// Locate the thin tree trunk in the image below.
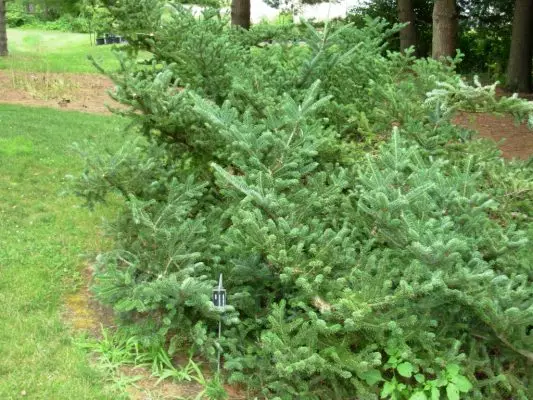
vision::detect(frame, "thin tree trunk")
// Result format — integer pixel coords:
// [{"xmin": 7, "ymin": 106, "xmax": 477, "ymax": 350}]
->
[
  {"xmin": 0, "ymin": 0, "xmax": 7, "ymax": 57},
  {"xmin": 398, "ymin": 0, "xmax": 417, "ymax": 55},
  {"xmin": 507, "ymin": 0, "xmax": 533, "ymax": 92},
  {"xmin": 432, "ymin": 0, "xmax": 458, "ymax": 59},
  {"xmin": 231, "ymin": 0, "xmax": 251, "ymax": 30},
  {"xmin": 292, "ymin": 0, "xmax": 302, "ymax": 24},
  {"xmin": 42, "ymin": 0, "xmax": 48, "ymax": 20}
]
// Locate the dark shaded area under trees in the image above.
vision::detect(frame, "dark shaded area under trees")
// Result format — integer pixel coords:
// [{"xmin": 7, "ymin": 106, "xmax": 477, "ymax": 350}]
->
[{"xmin": 351, "ymin": 0, "xmax": 533, "ymax": 92}]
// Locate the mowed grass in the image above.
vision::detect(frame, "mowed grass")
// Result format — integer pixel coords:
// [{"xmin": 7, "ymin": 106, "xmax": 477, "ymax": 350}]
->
[
  {"xmin": 0, "ymin": 104, "xmax": 127, "ymax": 399},
  {"xmin": 0, "ymin": 29, "xmax": 120, "ymax": 73}
]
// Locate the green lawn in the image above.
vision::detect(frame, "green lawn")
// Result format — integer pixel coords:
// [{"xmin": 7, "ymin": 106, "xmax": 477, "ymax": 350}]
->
[
  {"xmin": 0, "ymin": 104, "xmax": 127, "ymax": 399},
  {"xmin": 0, "ymin": 29, "xmax": 120, "ymax": 73}
]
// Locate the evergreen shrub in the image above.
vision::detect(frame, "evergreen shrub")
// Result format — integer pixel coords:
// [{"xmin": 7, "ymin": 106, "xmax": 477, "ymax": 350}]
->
[{"xmin": 73, "ymin": 2, "xmax": 533, "ymax": 399}]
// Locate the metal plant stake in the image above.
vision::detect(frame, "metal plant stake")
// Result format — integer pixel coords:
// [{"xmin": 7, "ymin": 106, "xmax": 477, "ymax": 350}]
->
[{"xmin": 212, "ymin": 274, "xmax": 226, "ymax": 373}]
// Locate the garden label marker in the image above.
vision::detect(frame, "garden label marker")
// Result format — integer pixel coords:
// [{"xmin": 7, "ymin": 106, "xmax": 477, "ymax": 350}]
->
[{"xmin": 212, "ymin": 273, "xmax": 226, "ymax": 373}]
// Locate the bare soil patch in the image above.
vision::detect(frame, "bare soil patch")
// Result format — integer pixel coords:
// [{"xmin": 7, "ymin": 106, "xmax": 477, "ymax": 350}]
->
[
  {"xmin": 119, "ymin": 365, "xmax": 206, "ymax": 400},
  {"xmin": 63, "ymin": 265, "xmax": 115, "ymax": 337},
  {"xmin": 0, "ymin": 70, "xmax": 117, "ymax": 114},
  {"xmin": 454, "ymin": 112, "xmax": 533, "ymax": 160}
]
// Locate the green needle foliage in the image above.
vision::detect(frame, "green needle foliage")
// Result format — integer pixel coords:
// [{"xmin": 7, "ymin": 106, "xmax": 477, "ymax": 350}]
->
[{"xmin": 72, "ymin": 3, "xmax": 533, "ymax": 399}]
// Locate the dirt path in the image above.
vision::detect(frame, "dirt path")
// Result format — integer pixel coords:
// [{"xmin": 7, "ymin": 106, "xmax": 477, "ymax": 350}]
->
[{"xmin": 1, "ymin": 71, "xmax": 532, "ymax": 160}]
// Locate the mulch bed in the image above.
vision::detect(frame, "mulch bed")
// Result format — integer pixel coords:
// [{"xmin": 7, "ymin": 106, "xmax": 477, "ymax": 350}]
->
[{"xmin": 454, "ymin": 111, "xmax": 533, "ymax": 160}]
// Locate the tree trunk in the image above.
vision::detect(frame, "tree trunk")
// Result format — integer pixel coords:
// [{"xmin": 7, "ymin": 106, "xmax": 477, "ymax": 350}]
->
[
  {"xmin": 507, "ymin": 0, "xmax": 533, "ymax": 92},
  {"xmin": 0, "ymin": 0, "xmax": 7, "ymax": 57},
  {"xmin": 398, "ymin": 0, "xmax": 417, "ymax": 55},
  {"xmin": 231, "ymin": 0, "xmax": 250, "ymax": 30},
  {"xmin": 42, "ymin": 0, "xmax": 48, "ymax": 20},
  {"xmin": 432, "ymin": 0, "xmax": 458, "ymax": 59},
  {"xmin": 292, "ymin": 0, "xmax": 302, "ymax": 24}
]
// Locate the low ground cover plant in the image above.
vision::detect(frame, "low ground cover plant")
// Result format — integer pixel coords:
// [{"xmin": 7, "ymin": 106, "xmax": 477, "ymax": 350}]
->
[{"xmin": 73, "ymin": 2, "xmax": 533, "ymax": 399}]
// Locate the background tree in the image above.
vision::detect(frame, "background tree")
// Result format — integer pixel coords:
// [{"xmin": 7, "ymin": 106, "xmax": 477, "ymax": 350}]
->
[
  {"xmin": 432, "ymin": 0, "xmax": 458, "ymax": 59},
  {"xmin": 350, "ymin": 0, "xmax": 513, "ymax": 78},
  {"xmin": 231, "ymin": 0, "xmax": 250, "ymax": 29},
  {"xmin": 507, "ymin": 0, "xmax": 533, "ymax": 92},
  {"xmin": 231, "ymin": 0, "xmax": 324, "ymax": 29},
  {"xmin": 348, "ymin": 0, "xmax": 431, "ymax": 57},
  {"xmin": 457, "ymin": 0, "xmax": 513, "ymax": 77},
  {"xmin": 0, "ymin": 0, "xmax": 7, "ymax": 56},
  {"xmin": 398, "ymin": 0, "xmax": 417, "ymax": 54},
  {"xmin": 23, "ymin": 0, "xmax": 80, "ymax": 20}
]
